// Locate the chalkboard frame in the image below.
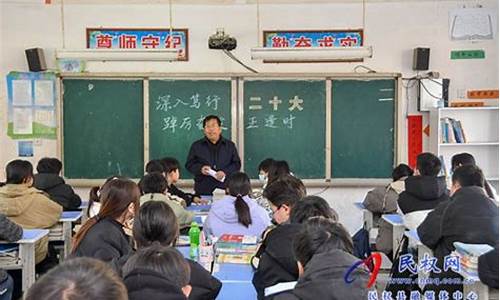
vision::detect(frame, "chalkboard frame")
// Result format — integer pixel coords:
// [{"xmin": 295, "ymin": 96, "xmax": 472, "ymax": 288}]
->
[{"xmin": 59, "ymin": 73, "xmax": 402, "ymax": 186}]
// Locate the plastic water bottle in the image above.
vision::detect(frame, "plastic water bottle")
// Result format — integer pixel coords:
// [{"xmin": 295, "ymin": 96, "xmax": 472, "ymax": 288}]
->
[{"xmin": 189, "ymin": 222, "xmax": 200, "ymax": 259}]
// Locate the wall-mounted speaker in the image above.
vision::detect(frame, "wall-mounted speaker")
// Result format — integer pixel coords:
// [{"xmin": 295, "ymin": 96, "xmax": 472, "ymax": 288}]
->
[
  {"xmin": 413, "ymin": 47, "xmax": 430, "ymax": 71},
  {"xmin": 25, "ymin": 48, "xmax": 47, "ymax": 72}
]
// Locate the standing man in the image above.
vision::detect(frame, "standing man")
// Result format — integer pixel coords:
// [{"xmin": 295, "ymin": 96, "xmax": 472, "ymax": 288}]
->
[{"xmin": 186, "ymin": 115, "xmax": 241, "ymax": 196}]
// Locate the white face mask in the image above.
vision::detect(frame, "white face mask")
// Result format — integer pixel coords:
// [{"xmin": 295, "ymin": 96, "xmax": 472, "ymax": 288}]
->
[{"xmin": 258, "ymin": 174, "xmax": 267, "ymax": 183}]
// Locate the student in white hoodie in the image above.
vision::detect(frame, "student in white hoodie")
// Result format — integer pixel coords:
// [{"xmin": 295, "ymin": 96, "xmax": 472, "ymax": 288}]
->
[
  {"xmin": 362, "ymin": 164, "xmax": 413, "ymax": 256},
  {"xmin": 203, "ymin": 172, "xmax": 271, "ymax": 238}
]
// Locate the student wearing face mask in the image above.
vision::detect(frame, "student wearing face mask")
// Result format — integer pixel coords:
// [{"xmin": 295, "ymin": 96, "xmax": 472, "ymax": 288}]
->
[{"xmin": 252, "ymin": 158, "xmax": 275, "ymax": 218}]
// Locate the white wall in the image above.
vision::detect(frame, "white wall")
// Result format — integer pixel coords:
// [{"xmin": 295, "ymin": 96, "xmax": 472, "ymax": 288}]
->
[{"xmin": 1, "ymin": 0, "xmax": 499, "ymax": 233}]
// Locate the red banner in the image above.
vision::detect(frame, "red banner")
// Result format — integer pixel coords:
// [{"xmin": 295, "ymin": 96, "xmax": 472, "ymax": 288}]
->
[{"xmin": 407, "ymin": 115, "xmax": 423, "ymax": 169}]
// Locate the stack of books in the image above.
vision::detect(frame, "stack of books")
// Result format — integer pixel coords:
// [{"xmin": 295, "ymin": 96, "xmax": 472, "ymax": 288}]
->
[
  {"xmin": 215, "ymin": 234, "xmax": 258, "ymax": 264},
  {"xmin": 441, "ymin": 117, "xmax": 467, "ymax": 143},
  {"xmin": 452, "ymin": 242, "xmax": 494, "ymax": 279},
  {"xmin": 0, "ymin": 244, "xmax": 19, "ymax": 266}
]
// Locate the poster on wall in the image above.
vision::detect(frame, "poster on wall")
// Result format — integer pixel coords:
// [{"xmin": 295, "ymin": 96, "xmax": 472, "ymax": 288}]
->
[
  {"xmin": 86, "ymin": 28, "xmax": 189, "ymax": 61},
  {"xmin": 449, "ymin": 8, "xmax": 496, "ymax": 41},
  {"xmin": 262, "ymin": 29, "xmax": 363, "ymax": 63},
  {"xmin": 6, "ymin": 71, "xmax": 57, "ymax": 140}
]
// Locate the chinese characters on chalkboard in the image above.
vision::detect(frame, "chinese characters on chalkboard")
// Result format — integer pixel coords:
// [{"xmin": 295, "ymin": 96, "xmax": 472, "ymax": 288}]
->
[
  {"xmin": 246, "ymin": 95, "xmax": 304, "ymax": 130},
  {"xmin": 156, "ymin": 93, "xmax": 227, "ymax": 133}
]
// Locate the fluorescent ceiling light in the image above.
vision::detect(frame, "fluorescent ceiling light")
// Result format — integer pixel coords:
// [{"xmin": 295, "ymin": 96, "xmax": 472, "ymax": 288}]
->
[
  {"xmin": 56, "ymin": 49, "xmax": 180, "ymax": 61},
  {"xmin": 251, "ymin": 46, "xmax": 373, "ymax": 62}
]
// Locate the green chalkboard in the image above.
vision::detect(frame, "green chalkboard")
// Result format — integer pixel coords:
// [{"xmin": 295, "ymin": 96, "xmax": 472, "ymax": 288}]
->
[
  {"xmin": 331, "ymin": 79, "xmax": 395, "ymax": 178},
  {"xmin": 63, "ymin": 79, "xmax": 144, "ymax": 179},
  {"xmin": 244, "ymin": 80, "xmax": 326, "ymax": 179},
  {"xmin": 149, "ymin": 80, "xmax": 232, "ymax": 179}
]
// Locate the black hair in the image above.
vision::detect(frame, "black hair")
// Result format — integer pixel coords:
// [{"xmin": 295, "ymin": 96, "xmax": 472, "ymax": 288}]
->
[
  {"xmin": 392, "ymin": 163, "xmax": 414, "ymax": 181},
  {"xmin": 145, "ymin": 159, "xmax": 164, "ymax": 174},
  {"xmin": 139, "ymin": 172, "xmax": 168, "ymax": 195},
  {"xmin": 6, "ymin": 159, "xmax": 33, "ymax": 184},
  {"xmin": 451, "ymin": 153, "xmax": 476, "ymax": 171},
  {"xmin": 416, "ymin": 152, "xmax": 441, "ymax": 176},
  {"xmin": 160, "ymin": 157, "xmax": 180, "ymax": 174},
  {"xmin": 293, "ymin": 217, "xmax": 353, "ymax": 268},
  {"xmin": 258, "ymin": 158, "xmax": 275, "ymax": 173},
  {"xmin": 36, "ymin": 157, "xmax": 62, "ymax": 174},
  {"xmin": 263, "ymin": 175, "xmax": 306, "ymax": 208},
  {"xmin": 450, "ymin": 153, "xmax": 495, "ymax": 198},
  {"xmin": 24, "ymin": 257, "xmax": 128, "ymax": 300},
  {"xmin": 203, "ymin": 115, "xmax": 221, "ymax": 127},
  {"xmin": 73, "ymin": 178, "xmax": 140, "ymax": 253},
  {"xmin": 123, "ymin": 244, "xmax": 190, "ymax": 288},
  {"xmin": 290, "ymin": 196, "xmax": 338, "ymax": 224},
  {"xmin": 87, "ymin": 176, "xmax": 126, "ymax": 217},
  {"xmin": 267, "ymin": 160, "xmax": 291, "ymax": 185},
  {"xmin": 226, "ymin": 172, "xmax": 252, "ymax": 227},
  {"xmin": 452, "ymin": 165, "xmax": 485, "ymax": 188},
  {"xmin": 133, "ymin": 200, "xmax": 179, "ymax": 248}
]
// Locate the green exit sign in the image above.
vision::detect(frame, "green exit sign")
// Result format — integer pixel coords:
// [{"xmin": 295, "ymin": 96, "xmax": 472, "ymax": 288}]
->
[{"xmin": 451, "ymin": 50, "xmax": 485, "ymax": 59}]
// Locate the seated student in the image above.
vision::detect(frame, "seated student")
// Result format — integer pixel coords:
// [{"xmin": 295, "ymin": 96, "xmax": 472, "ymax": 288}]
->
[
  {"xmin": 139, "ymin": 172, "xmax": 194, "ymax": 229},
  {"xmin": 252, "ymin": 158, "xmax": 276, "ymax": 218},
  {"xmin": 116, "ymin": 201, "xmax": 221, "ymax": 300},
  {"xmin": 0, "ymin": 213, "xmax": 23, "ymax": 300},
  {"xmin": 263, "ymin": 175, "xmax": 306, "ymax": 225},
  {"xmin": 253, "ymin": 195, "xmax": 336, "ymax": 300},
  {"xmin": 451, "ymin": 152, "xmax": 498, "ymax": 200},
  {"xmin": 25, "ymin": 257, "xmax": 128, "ymax": 300},
  {"xmin": 161, "ymin": 157, "xmax": 206, "ymax": 206},
  {"xmin": 72, "ymin": 178, "xmax": 139, "ymax": 263},
  {"xmin": 0, "ymin": 160, "xmax": 62, "ymax": 264},
  {"xmin": 417, "ymin": 165, "xmax": 499, "ymax": 295},
  {"xmin": 123, "ymin": 245, "xmax": 191, "ymax": 300},
  {"xmin": 203, "ymin": 172, "xmax": 271, "ymax": 238},
  {"xmin": 145, "ymin": 159, "xmax": 165, "ymax": 175},
  {"xmin": 86, "ymin": 176, "xmax": 125, "ymax": 218},
  {"xmin": 266, "ymin": 160, "xmax": 292, "ymax": 186},
  {"xmin": 273, "ymin": 217, "xmax": 371, "ymax": 299},
  {"xmin": 363, "ymin": 163, "xmax": 413, "ymax": 255},
  {"xmin": 478, "ymin": 246, "xmax": 499, "ymax": 289},
  {"xmin": 257, "ymin": 158, "xmax": 275, "ymax": 189},
  {"xmin": 397, "ymin": 152, "xmax": 449, "ymax": 230},
  {"xmin": 33, "ymin": 157, "xmax": 82, "ymax": 211}
]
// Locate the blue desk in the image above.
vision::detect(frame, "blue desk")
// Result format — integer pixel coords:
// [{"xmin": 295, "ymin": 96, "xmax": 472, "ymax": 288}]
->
[
  {"xmin": 354, "ymin": 202, "xmax": 365, "ymax": 210},
  {"xmin": 0, "ymin": 229, "xmax": 49, "ymax": 291},
  {"xmin": 187, "ymin": 204, "xmax": 211, "ymax": 212},
  {"xmin": 176, "ymin": 246, "xmax": 256, "ymax": 300},
  {"xmin": 194, "ymin": 215, "xmax": 207, "ymax": 226},
  {"xmin": 49, "ymin": 211, "xmax": 82, "ymax": 259},
  {"xmin": 382, "ymin": 214, "xmax": 405, "ymax": 259},
  {"xmin": 213, "ymin": 263, "xmax": 256, "ymax": 300}
]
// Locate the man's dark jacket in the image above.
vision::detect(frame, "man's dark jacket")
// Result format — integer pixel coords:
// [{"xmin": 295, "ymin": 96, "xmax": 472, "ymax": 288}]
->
[{"xmin": 185, "ymin": 136, "xmax": 240, "ymax": 195}]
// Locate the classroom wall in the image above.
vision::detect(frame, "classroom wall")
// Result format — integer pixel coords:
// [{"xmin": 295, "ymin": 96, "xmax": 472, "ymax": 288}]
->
[{"xmin": 1, "ymin": 0, "xmax": 498, "ymax": 232}]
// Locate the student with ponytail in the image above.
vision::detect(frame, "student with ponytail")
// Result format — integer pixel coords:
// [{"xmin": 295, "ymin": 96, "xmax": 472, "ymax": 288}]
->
[
  {"xmin": 203, "ymin": 172, "xmax": 271, "ymax": 238},
  {"xmin": 73, "ymin": 177, "xmax": 140, "ymax": 263}
]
